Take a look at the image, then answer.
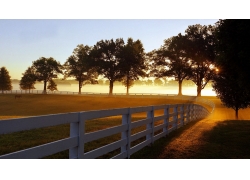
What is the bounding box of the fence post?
[190,104,194,121]
[69,112,85,159]
[187,104,190,123]
[163,105,169,137]
[121,108,131,158]
[180,104,184,127]
[197,106,201,119]
[146,106,154,145]
[194,105,197,120]
[173,105,178,130]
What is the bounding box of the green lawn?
[130,120,250,159]
[0,94,190,158]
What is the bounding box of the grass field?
[3,94,249,159]
[0,94,190,119]
[0,94,191,158]
[131,96,250,159]
[130,119,250,159]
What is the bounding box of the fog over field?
[11,83,216,96]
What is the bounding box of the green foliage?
[91,38,125,95]
[119,38,147,94]
[47,79,58,91]
[213,19,250,118]
[0,67,12,93]
[64,44,98,94]
[32,57,63,94]
[184,24,217,96]
[150,34,192,95]
[121,76,134,88]
[19,66,36,93]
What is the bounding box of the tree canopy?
[150,33,192,96]
[0,67,12,93]
[19,66,36,93]
[47,79,58,92]
[212,19,250,119]
[91,38,125,95]
[64,44,98,94]
[32,57,62,94]
[119,38,147,95]
[184,24,216,96]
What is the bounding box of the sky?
[0,19,219,79]
[1,0,248,80]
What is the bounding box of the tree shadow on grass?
[130,120,202,159]
[131,120,250,159]
[195,120,250,159]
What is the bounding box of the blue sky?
[0,19,218,79]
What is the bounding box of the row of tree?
[17,24,217,96]
[1,19,250,119]
[149,24,216,96]
[1,23,219,96]
[17,38,147,95]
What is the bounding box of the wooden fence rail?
[0,102,210,159]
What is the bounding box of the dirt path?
[157,97,250,158]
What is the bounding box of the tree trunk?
[197,85,202,97]
[78,81,82,94]
[43,81,47,94]
[109,80,113,95]
[178,80,183,96]
[126,77,129,95]
[235,107,239,120]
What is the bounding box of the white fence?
[2,89,184,97]
[0,103,210,159]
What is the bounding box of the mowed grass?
[130,120,250,159]
[0,94,190,158]
[0,94,189,118]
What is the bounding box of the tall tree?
[19,66,36,93]
[0,67,12,93]
[185,24,216,96]
[151,34,192,96]
[64,44,98,94]
[91,38,124,95]
[32,57,62,94]
[212,19,250,119]
[119,38,147,95]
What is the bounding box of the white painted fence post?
[194,105,197,120]
[121,108,131,158]
[69,112,85,159]
[163,105,169,136]
[173,105,178,130]
[187,104,190,123]
[180,105,184,127]
[190,104,194,121]
[69,121,78,159]
[198,106,201,119]
[146,106,154,145]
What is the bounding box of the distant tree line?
[1,27,217,96]
[1,19,250,119]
